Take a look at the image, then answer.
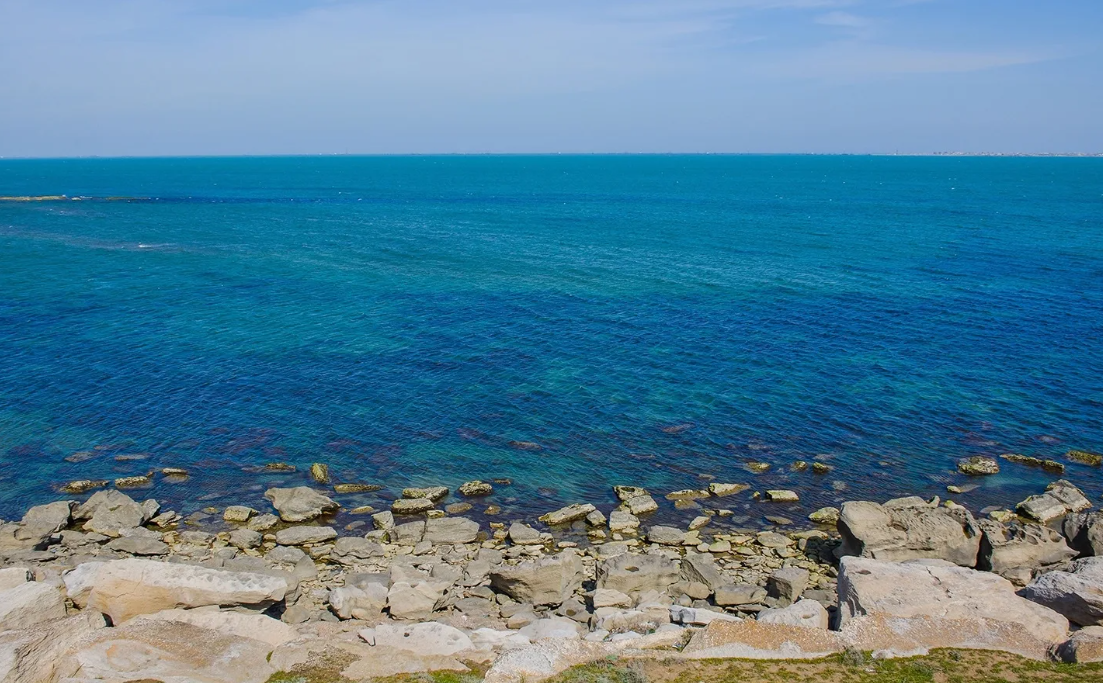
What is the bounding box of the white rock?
[0,567,31,591]
[669,605,740,626]
[0,582,66,630]
[0,612,106,683]
[757,599,829,629]
[135,607,297,648]
[63,561,105,608]
[330,583,388,620]
[518,617,583,641]
[359,622,474,656]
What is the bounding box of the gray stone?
[647,526,686,545]
[74,490,151,537]
[264,487,339,522]
[592,588,632,608]
[275,525,338,546]
[0,612,107,683]
[387,580,450,620]
[539,504,597,526]
[977,519,1077,584]
[715,583,766,606]
[267,545,308,564]
[392,498,435,514]
[248,513,279,531]
[680,552,723,592]
[670,605,740,626]
[402,486,449,501]
[425,517,480,544]
[331,537,384,562]
[106,535,169,556]
[621,494,658,516]
[489,550,584,606]
[608,511,639,533]
[229,528,263,550]
[372,510,395,530]
[1019,556,1103,626]
[767,567,808,607]
[1063,511,1103,557]
[1018,480,1092,523]
[508,522,543,545]
[22,500,73,534]
[1054,625,1103,663]
[837,499,981,566]
[597,552,680,597]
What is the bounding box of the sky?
[1,0,1101,156]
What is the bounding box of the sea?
[1,155,1100,527]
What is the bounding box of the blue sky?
[1,0,1100,156]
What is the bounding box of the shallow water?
[0,155,1101,524]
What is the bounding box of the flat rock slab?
[264,486,339,522]
[136,607,298,648]
[0,612,106,683]
[359,622,474,656]
[274,525,338,546]
[0,581,66,630]
[682,619,843,659]
[83,558,289,623]
[838,556,1068,659]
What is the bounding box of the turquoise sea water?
[0,155,1101,525]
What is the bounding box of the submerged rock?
[765,490,799,502]
[402,486,449,501]
[808,507,840,525]
[1001,453,1065,473]
[1068,450,1103,466]
[333,483,382,493]
[309,462,330,483]
[61,479,108,494]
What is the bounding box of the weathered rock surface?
[490,551,584,606]
[1054,625,1103,663]
[539,504,597,526]
[331,582,389,619]
[0,581,66,630]
[388,580,451,620]
[57,617,277,683]
[137,607,298,648]
[0,566,31,591]
[1064,511,1103,557]
[757,599,829,629]
[425,517,480,544]
[264,486,339,522]
[0,612,106,683]
[838,556,1068,659]
[1019,556,1103,626]
[977,519,1076,584]
[274,525,338,546]
[1017,480,1092,523]
[82,558,289,623]
[958,455,999,475]
[767,567,809,607]
[73,490,152,537]
[360,622,474,656]
[597,552,680,597]
[682,619,843,659]
[837,499,981,566]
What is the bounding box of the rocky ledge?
[2,479,1103,682]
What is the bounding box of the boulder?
[0,581,66,630]
[669,605,740,626]
[767,567,808,607]
[597,552,680,597]
[0,612,107,683]
[680,552,724,592]
[21,500,73,534]
[360,622,474,656]
[223,505,256,523]
[621,494,658,516]
[715,583,767,606]
[331,537,384,563]
[387,580,450,620]
[958,456,999,475]
[392,498,435,514]
[808,507,840,525]
[73,490,151,537]
[592,588,632,609]
[264,486,339,522]
[608,511,639,533]
[1017,480,1092,523]
[229,528,263,550]
[682,619,843,660]
[490,551,584,606]
[459,481,494,497]
[56,617,276,683]
[331,583,389,619]
[83,558,289,623]
[836,499,981,566]
[508,522,543,545]
[646,526,686,545]
[1019,556,1103,626]
[756,599,829,629]
[977,519,1077,584]
[1054,625,1103,663]
[402,486,449,501]
[425,517,480,544]
[274,525,338,546]
[1063,511,1103,557]
[538,504,596,526]
[838,556,1068,659]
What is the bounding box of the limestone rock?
[425,517,480,544]
[22,500,73,534]
[1063,511,1103,557]
[0,581,66,630]
[331,537,384,563]
[1068,450,1103,466]
[105,535,169,556]
[402,486,449,501]
[0,612,106,683]
[264,486,339,522]
[669,605,740,626]
[765,489,799,502]
[592,588,633,609]
[1017,480,1092,523]
[767,567,809,607]
[392,498,435,514]
[459,480,494,497]
[331,583,389,619]
[608,511,639,533]
[83,558,289,623]
[715,583,767,606]
[136,607,297,648]
[808,507,840,525]
[680,552,723,592]
[360,621,474,656]
[977,519,1076,584]
[490,551,584,606]
[597,552,679,597]
[387,580,450,620]
[539,503,596,526]
[0,567,31,591]
[838,556,1069,658]
[958,455,999,475]
[621,494,658,516]
[757,599,829,629]
[57,617,276,683]
[708,482,749,497]
[229,528,263,550]
[274,525,338,546]
[646,525,686,545]
[837,499,981,566]
[483,638,614,683]
[223,505,256,523]
[74,490,151,537]
[1019,556,1103,626]
[372,510,395,531]
[683,619,842,659]
[508,522,543,545]
[1054,625,1103,663]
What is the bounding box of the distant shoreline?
[1,152,1102,161]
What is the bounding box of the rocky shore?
[3,471,1103,683]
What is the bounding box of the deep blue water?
[1,155,1101,526]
